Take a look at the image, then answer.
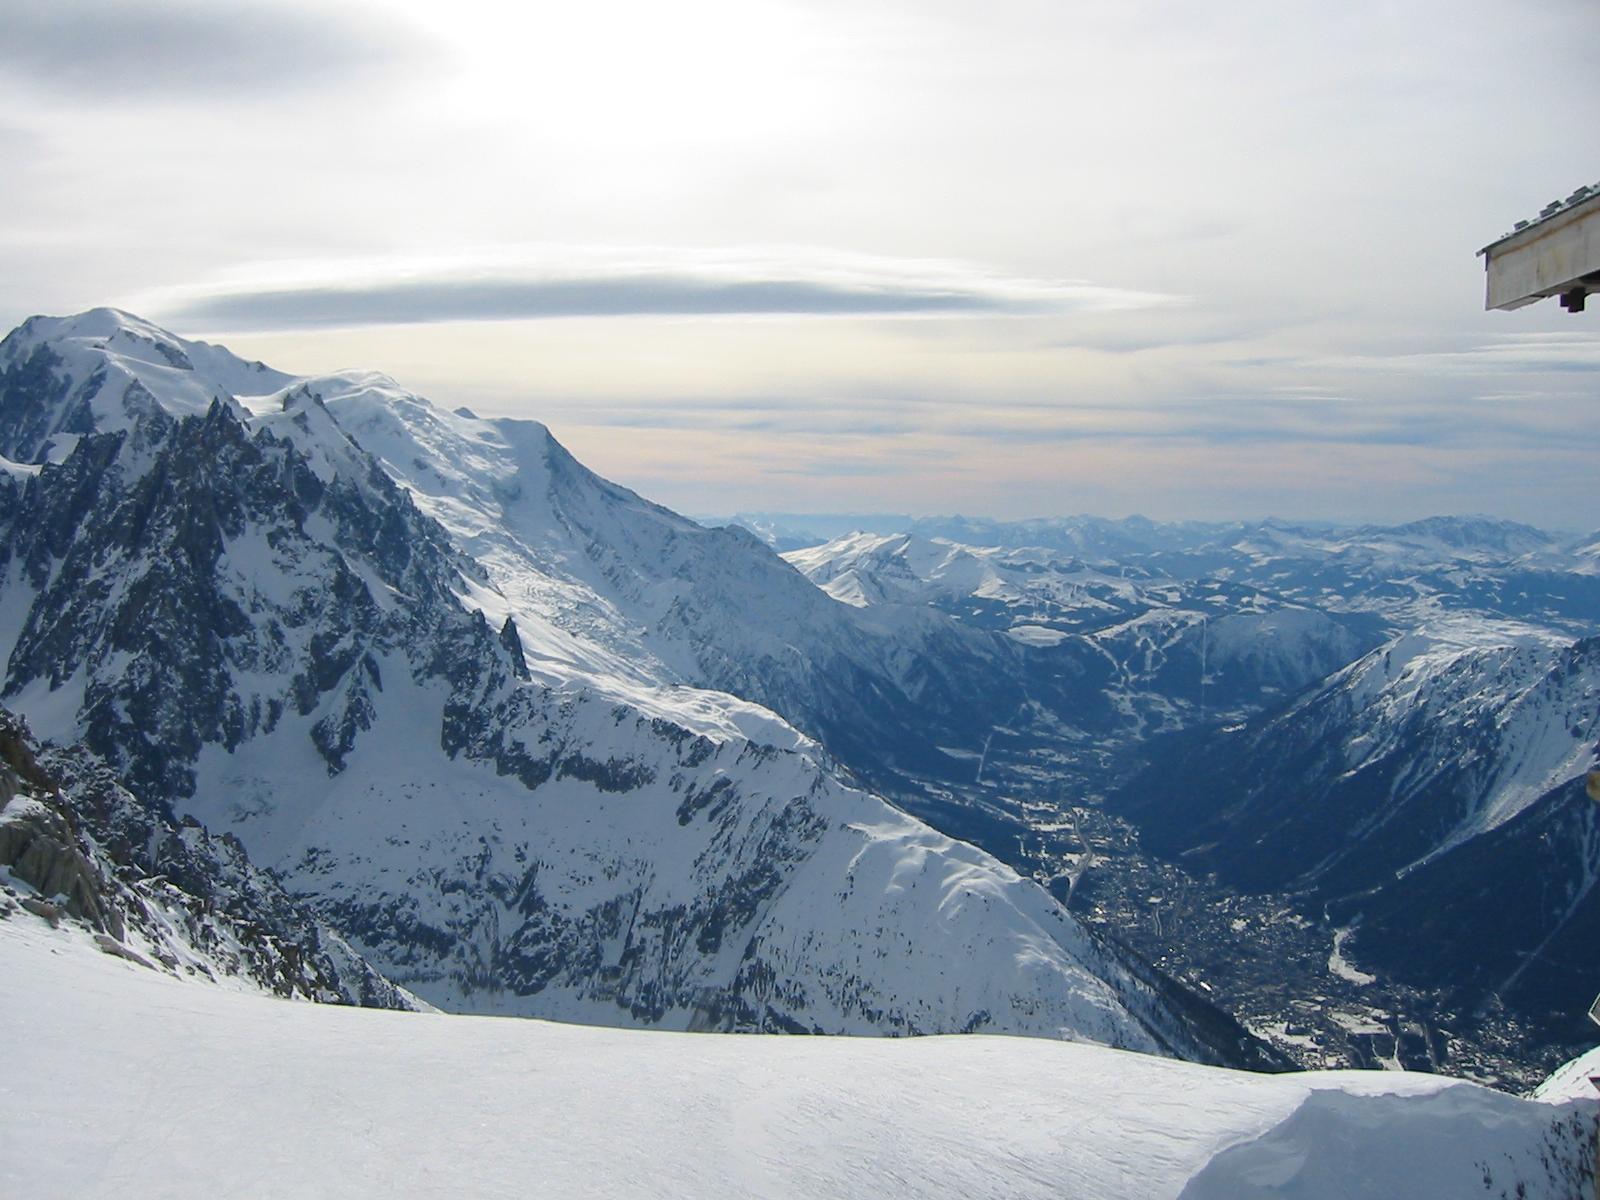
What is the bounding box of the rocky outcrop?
[0,712,122,936]
[0,795,121,938]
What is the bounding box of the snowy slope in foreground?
[2,926,1591,1200]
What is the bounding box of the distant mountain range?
[0,308,1270,1064]
[732,507,1600,1077]
[716,509,1593,560]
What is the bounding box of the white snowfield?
[1,923,1591,1200]
[1534,1044,1600,1104]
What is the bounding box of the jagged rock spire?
[500,614,531,680]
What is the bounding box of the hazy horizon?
[692,507,1593,537]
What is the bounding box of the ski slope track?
[0,309,1257,1060]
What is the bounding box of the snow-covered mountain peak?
[786,531,1026,609]
[1330,615,1573,704]
[0,308,291,465]
[2,307,291,406]
[315,379,758,694]
[1571,530,1600,573]
[1144,615,1600,902]
[1376,515,1554,558]
[238,379,406,493]
[301,374,1034,778]
[7,306,168,348]
[0,311,1013,767]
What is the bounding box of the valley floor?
[900,752,1587,1090]
[1,918,1592,1200]
[1055,803,1563,1088]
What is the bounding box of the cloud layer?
[144,251,1180,329]
[0,1,419,98]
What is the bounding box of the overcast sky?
[4,0,1598,527]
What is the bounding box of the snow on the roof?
[1479,181,1600,254]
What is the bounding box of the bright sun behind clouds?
[416,0,851,152]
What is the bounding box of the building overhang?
[1479,185,1600,312]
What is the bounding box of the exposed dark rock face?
[0,390,481,799]
[0,787,119,937]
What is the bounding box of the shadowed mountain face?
[1329,773,1600,1047]
[1114,629,1599,896]
[0,308,1275,1066]
[1109,627,1600,1055]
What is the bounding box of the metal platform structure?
[1479,182,1600,313]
